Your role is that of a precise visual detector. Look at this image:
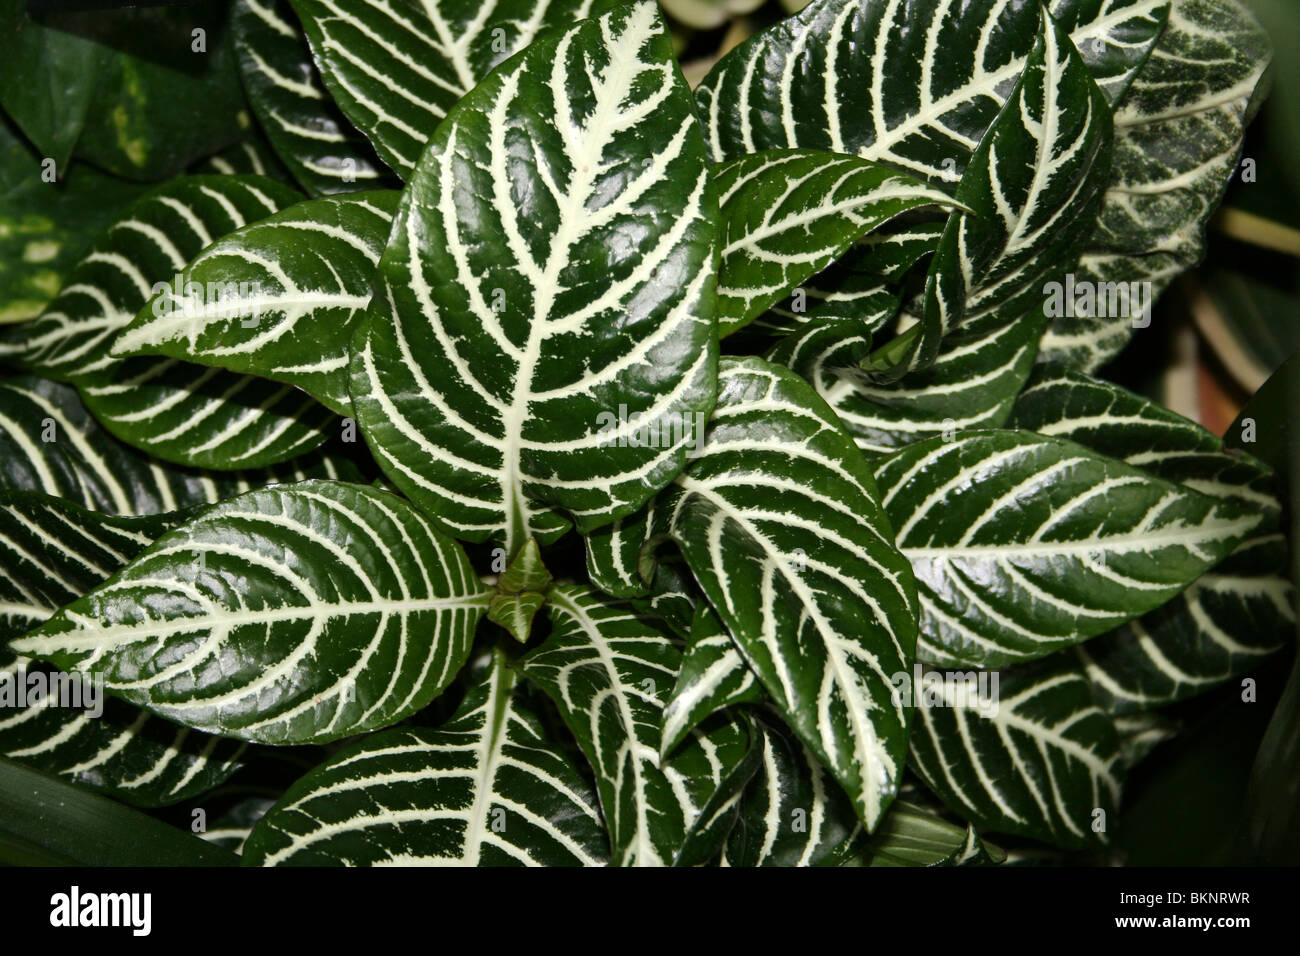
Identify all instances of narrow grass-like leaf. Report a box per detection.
[845,800,1003,866]
[0,756,237,866]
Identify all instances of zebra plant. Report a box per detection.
[0,0,1286,866]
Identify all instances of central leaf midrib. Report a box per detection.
[14,592,492,652]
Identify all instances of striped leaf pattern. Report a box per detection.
[751,222,943,338]
[0,118,149,325]
[661,604,763,759]
[521,585,758,866]
[0,492,245,806]
[193,139,293,181]
[233,0,394,195]
[2,174,342,470]
[1040,0,1270,370]
[1009,370,1292,709]
[768,310,1042,456]
[290,0,600,179]
[848,800,1002,866]
[12,176,301,383]
[874,429,1262,668]
[908,653,1124,849]
[77,355,337,471]
[913,8,1112,371]
[628,557,701,640]
[723,714,863,867]
[351,1,718,551]
[583,505,661,599]
[660,357,918,829]
[1,649,247,808]
[713,149,955,334]
[243,654,609,865]
[0,377,361,516]
[695,0,1166,184]
[486,591,547,643]
[12,481,491,744]
[113,191,400,417]
[0,491,177,643]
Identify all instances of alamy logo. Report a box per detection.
[890,663,1000,717]
[148,277,268,329]
[49,886,151,937]
[0,667,102,718]
[1042,273,1153,328]
[595,405,708,456]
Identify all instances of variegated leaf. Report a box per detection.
[1113,710,1180,767]
[112,191,400,417]
[242,653,610,865]
[903,8,1112,374]
[486,591,547,643]
[12,481,491,744]
[723,713,863,866]
[289,0,601,179]
[11,176,301,384]
[0,491,178,643]
[1,649,248,809]
[77,353,337,471]
[0,376,361,516]
[846,800,1003,866]
[1040,0,1270,370]
[351,1,717,552]
[520,585,758,866]
[583,504,662,600]
[0,174,341,470]
[628,556,700,641]
[750,222,943,338]
[497,537,552,594]
[874,429,1262,668]
[659,356,918,829]
[0,491,245,806]
[661,603,762,759]
[234,0,395,195]
[769,311,1042,456]
[193,139,293,181]
[1009,369,1292,709]
[713,149,956,335]
[0,120,149,325]
[908,652,1124,849]
[695,0,1166,185]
